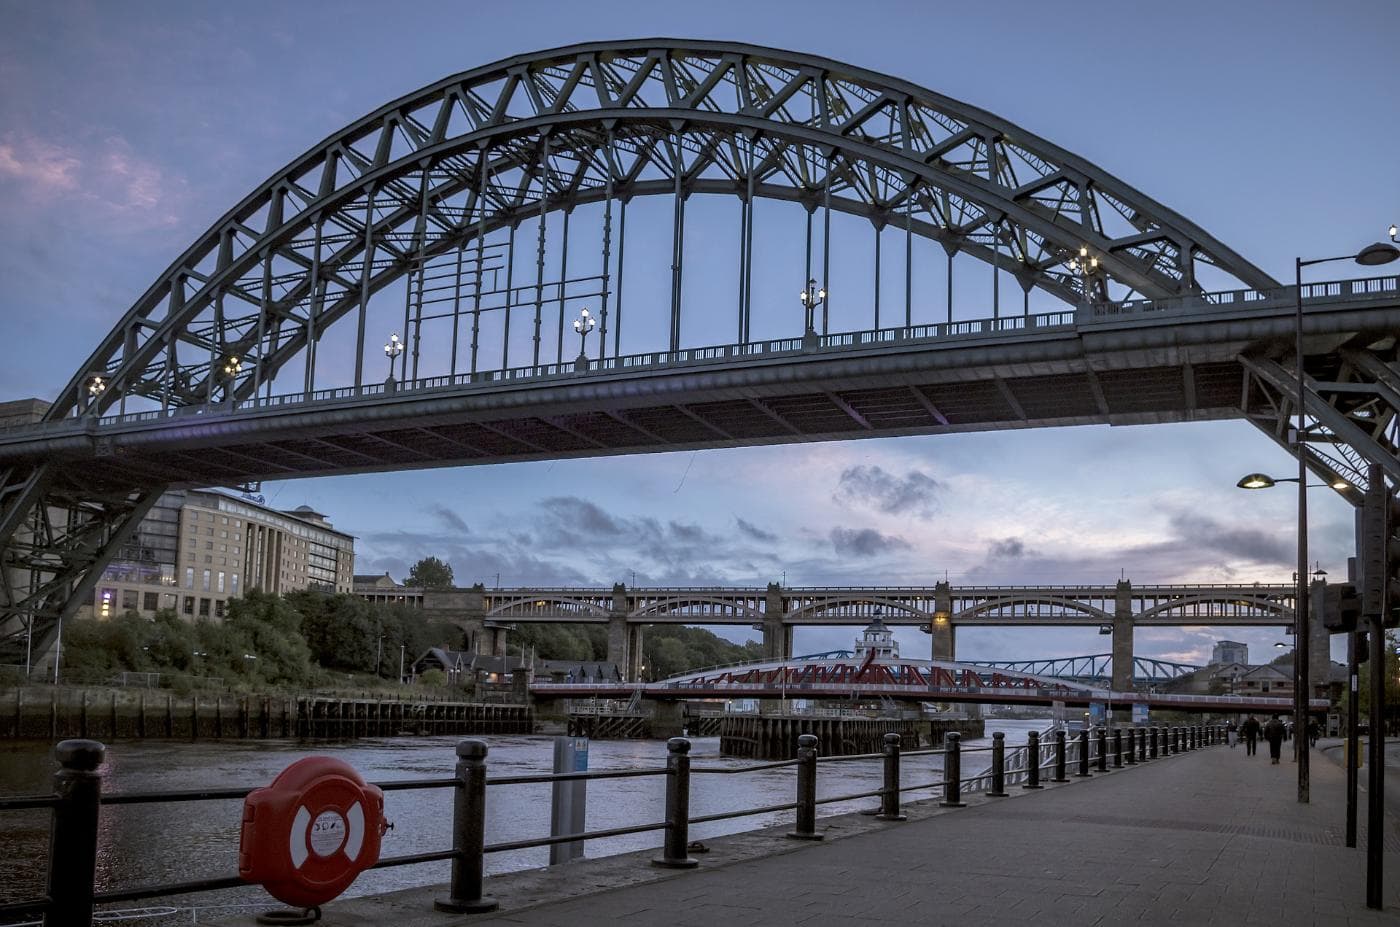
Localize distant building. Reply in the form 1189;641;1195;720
1210;640;1249;666
353;573;424;608
86;489;354;622
410;647;620;686
854;616;899;660
1235;664;1293;697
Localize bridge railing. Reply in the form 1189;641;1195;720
1;724;1226;923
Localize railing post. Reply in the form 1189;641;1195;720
1075;728;1092;777
877;733;907;820
1125;728;1137;765
940;732;966;807
1053;728;1068;782
1163;727;1172;757
46;739;105;927
1113;727;1123;768
1023;731;1043;789
1150;727;1159;760
1096;726;1108;772
987;732;1008;797
435;739;499;913
653;736;699;866
788;733;823;841
1138;726;1148;762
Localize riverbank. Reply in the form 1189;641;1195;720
0;685;531;741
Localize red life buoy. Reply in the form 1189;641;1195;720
239;756;386;908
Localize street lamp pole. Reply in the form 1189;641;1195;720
798;278;825;344
384;332;404;383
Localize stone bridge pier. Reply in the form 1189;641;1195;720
931;581;955;661
1112;579;1134;692
763;583;792;662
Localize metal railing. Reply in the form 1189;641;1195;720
0;724;1224;925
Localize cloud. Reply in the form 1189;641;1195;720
539;496;626;538
988;537;1033;559
734;517;778;543
430;504;468;533
0;130;186;229
1164;511;1290;565
830;527;911;557
833;465;941;518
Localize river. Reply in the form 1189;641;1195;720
0;718;1047;923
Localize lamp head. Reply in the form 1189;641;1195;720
1236;473;1276;490
1356;241;1400;266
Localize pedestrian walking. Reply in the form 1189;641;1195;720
1226;719;1238;748
1240;715;1261;756
1263;714;1287;764
1306;719;1319;748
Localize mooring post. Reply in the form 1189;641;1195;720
877;733;906;820
1150;726;1159;760
988;731;1008;797
940;731;966;807
788;733;823;840
1023;730;1043;789
1113;727;1124;768
48;739;106;927
1097;726;1108;772
1074;728;1092;778
435;740;498;913
653;737;699;866
1053;728;1068;782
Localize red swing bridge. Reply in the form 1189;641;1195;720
529;652;1327;715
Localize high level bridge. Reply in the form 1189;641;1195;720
1;40;1395;674
407;580;1290;689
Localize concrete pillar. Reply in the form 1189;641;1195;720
607;616;629;679
423;585;486;653
651;700;686;738
1111;580;1133;693
628;624;645;681
762;582;789;662
1307;578;1330;703
931;581;954;661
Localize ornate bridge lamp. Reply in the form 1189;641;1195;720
798;278;825;349
220;355;242;406
1068;246;1099;309
383;332;404;388
82;374;106;412
573;308;596;372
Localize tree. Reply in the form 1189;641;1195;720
406;556;455;589
289;590;378;672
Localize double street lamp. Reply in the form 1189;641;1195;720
384;332;404;383
798;278;825;336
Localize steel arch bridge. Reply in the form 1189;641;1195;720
4;39;1399;664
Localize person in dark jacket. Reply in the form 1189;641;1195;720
1263;714;1287;764
1240;715;1261;756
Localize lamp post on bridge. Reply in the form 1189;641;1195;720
573;307;596;372
798;278;824;348
384;332;404;386
1068;245;1099;306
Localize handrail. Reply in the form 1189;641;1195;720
1;723;1227;922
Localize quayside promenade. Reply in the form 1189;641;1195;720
261;742;1400;927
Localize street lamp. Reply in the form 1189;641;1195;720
573;307;596;356
1236;473;1351;491
1288;236;1399;804
383;332;404;382
798;278;825;336
1068;245;1099;302
87;376;107;397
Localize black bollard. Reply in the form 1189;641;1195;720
940;732;966;807
877;733;907;821
788;733;823;840
653;737;699;866
1150;726;1159;760
1023;730;1043;789
1125;728;1137;765
1113;727;1124;768
1053;728;1068;782
1163;727;1172;757
1097;726;1108;773
1075;728;1092;777
988;732;1008;797
436;740;499;912
48;739;105;927
1138;726;1148;762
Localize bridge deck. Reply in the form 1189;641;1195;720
269;740;1399;925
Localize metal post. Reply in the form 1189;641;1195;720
653;737;698;866
1163;727;1171;756
1125;728;1137;765
1053;728;1067;782
46;739;104;927
1076;728;1091;777
1150;727;1159;760
1113;727;1123;768
1366;613;1385;908
1346;629;1358;848
941;731;966;807
1097;726;1108;772
1294;256;1311;806
1023;731;1043;789
988;731;1008;797
435;740;497;913
788;733;823;840
878;732;906;820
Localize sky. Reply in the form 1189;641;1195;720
2;0;1397;665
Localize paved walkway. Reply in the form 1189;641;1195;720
294;741;1400;927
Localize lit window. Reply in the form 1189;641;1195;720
184;567;194;589
217;572;225;593
202;570;211;592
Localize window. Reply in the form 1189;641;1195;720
205;541;213;550
184;567;194;589
221;517;228;526
207;527;215;536
202;569;211;592
198;598;210;617
98;588;116;619
204;555;212;564
217;572;225;593
143;592;158;611
220;531;228;539
161;593;177;610
231;574;239;596
182;596;194;616
121;589;139;611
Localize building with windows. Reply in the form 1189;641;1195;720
88;490;354;622
1210;640;1249;666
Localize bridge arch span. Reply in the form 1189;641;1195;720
955;594;1112;624
628;595;763;622
785;596;933;624
486;595;609;621
1135;592;1292;624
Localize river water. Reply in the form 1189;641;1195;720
0;719;1045;922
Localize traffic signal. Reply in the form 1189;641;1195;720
1319;583;1362;633
1358;466;1400;628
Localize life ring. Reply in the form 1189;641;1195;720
239;756;386;907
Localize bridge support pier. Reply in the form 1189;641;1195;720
607;615;632;681
1111;580;1134;710
931;581;954;661
651;700;686;739
762;583;790;662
